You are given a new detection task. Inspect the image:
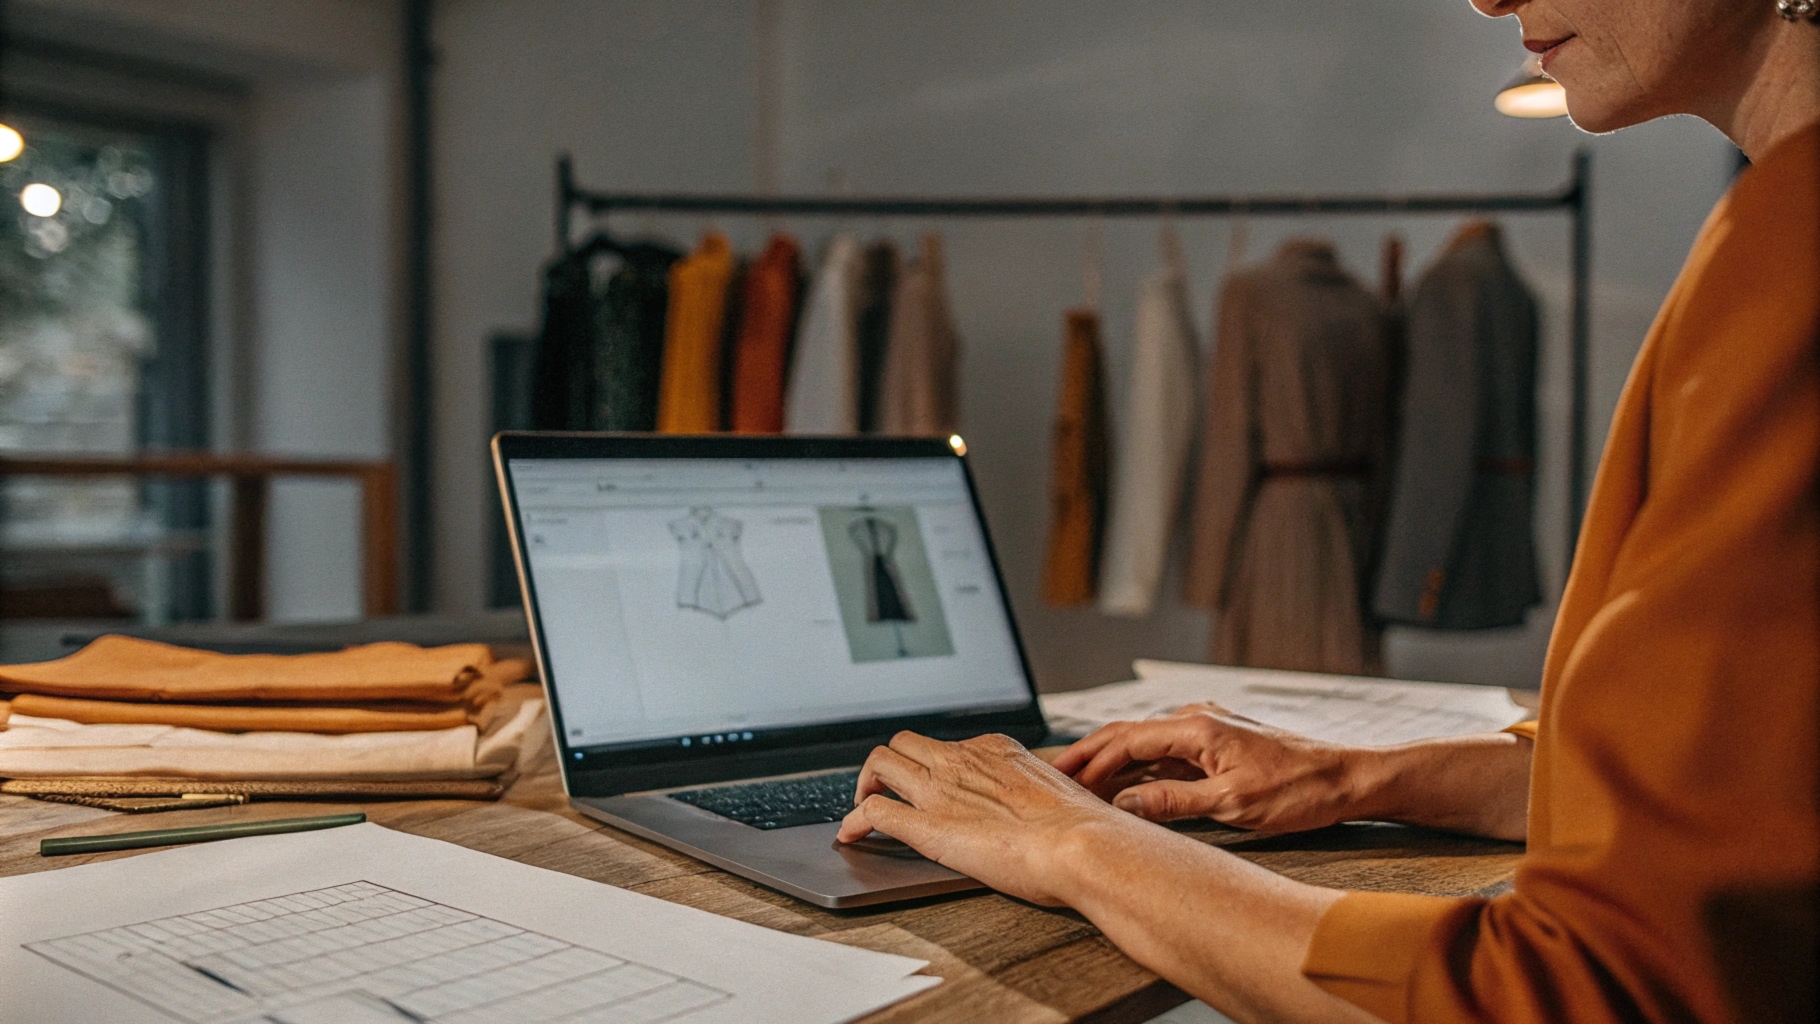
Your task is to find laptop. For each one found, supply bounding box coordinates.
[492,432,1062,908]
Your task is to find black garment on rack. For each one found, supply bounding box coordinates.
[1374,224,1541,629]
[848,516,916,623]
[592,243,681,431]
[855,240,899,434]
[531,250,594,430]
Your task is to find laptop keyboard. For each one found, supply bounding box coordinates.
[669,769,862,830]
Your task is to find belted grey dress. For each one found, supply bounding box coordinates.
[1183,240,1396,674]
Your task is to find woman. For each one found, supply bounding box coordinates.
[836,2,1820,1021]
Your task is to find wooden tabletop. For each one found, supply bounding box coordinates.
[0,727,1522,1023]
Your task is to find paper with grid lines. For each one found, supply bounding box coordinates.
[0,824,937,1023]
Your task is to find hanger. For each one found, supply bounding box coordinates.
[1159,202,1187,278]
[1081,215,1104,314]
[1225,202,1252,275]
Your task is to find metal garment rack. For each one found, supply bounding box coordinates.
[556,150,1594,552]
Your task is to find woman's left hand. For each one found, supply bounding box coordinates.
[836,730,1132,906]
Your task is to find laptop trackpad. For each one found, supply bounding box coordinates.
[838,832,925,860]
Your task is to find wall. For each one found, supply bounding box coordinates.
[8,0,404,623]
[430,0,1734,691]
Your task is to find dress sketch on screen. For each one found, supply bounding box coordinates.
[848,513,916,656]
[670,507,762,620]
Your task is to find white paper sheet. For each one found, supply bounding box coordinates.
[0,823,937,1024]
[1041,660,1529,746]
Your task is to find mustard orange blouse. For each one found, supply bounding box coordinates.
[1303,124,1820,1022]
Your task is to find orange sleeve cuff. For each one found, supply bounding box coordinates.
[1302,890,1485,1024]
[1503,719,1538,741]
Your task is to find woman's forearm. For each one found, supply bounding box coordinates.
[1055,821,1379,1024]
[1344,732,1533,841]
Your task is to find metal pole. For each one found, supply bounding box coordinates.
[556,154,574,253]
[1568,149,1592,560]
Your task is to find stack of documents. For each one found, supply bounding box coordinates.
[1041,660,1530,746]
[0,823,938,1023]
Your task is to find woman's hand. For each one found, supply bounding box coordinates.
[836,730,1138,906]
[1050,703,1364,833]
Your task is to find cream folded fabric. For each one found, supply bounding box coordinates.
[5,693,481,733]
[0,699,542,781]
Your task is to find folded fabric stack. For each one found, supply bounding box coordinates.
[0,636,542,804]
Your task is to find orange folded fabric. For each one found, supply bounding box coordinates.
[5,694,479,733]
[0,635,531,705]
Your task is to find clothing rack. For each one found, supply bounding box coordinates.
[555,150,1594,552]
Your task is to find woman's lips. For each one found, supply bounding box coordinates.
[1525,35,1575,72]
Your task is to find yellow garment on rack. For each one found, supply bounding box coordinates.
[657,233,736,433]
[1041,308,1111,606]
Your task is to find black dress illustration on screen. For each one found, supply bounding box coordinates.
[670,507,762,620]
[848,515,916,656]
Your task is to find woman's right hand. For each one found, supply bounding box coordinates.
[1049,703,1371,833]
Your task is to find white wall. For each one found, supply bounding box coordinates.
[431,0,1733,691]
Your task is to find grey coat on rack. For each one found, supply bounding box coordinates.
[1374,222,1542,629]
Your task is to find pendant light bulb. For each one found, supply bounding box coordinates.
[0,123,21,163]
[1495,54,1569,119]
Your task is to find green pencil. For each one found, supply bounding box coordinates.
[40,812,367,857]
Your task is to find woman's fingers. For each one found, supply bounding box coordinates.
[1109,779,1221,822]
[851,742,935,807]
[836,792,928,844]
[1073,716,1228,788]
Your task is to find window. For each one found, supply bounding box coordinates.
[0,109,211,623]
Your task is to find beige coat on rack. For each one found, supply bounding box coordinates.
[1183,239,1395,674]
[877,235,960,436]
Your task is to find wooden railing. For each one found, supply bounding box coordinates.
[0,453,398,621]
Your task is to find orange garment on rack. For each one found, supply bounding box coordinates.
[0,635,528,705]
[1302,123,1820,1024]
[731,234,803,434]
[1041,308,1110,606]
[657,233,736,433]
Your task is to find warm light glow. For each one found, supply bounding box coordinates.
[0,124,21,163]
[948,434,967,456]
[20,183,61,218]
[1496,80,1569,118]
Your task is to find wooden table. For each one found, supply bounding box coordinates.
[0,729,1522,1023]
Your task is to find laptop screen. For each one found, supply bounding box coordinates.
[506,454,1034,759]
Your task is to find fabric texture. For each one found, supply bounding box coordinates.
[0,635,527,705]
[855,240,900,433]
[0,698,544,781]
[785,235,864,434]
[1099,243,1201,617]
[1182,240,1394,673]
[1303,123,1820,1024]
[591,242,679,431]
[877,234,961,437]
[1374,222,1542,628]
[731,235,804,434]
[656,233,737,433]
[1042,308,1112,606]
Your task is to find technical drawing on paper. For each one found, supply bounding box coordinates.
[670,507,761,620]
[24,880,731,1024]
